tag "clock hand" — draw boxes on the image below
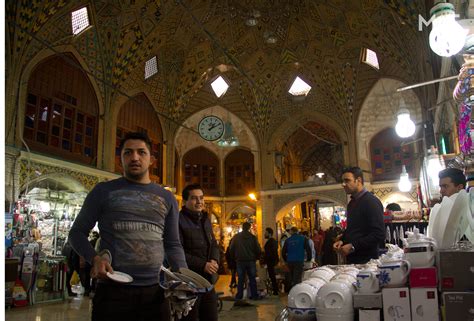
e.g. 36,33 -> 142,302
208,123 -> 219,131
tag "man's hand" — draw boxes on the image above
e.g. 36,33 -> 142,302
333,240 -> 343,251
333,242 -> 354,257
91,255 -> 113,279
204,260 -> 219,274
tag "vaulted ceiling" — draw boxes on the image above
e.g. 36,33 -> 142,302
6,0 -> 438,146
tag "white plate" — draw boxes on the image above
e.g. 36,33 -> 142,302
427,203 -> 441,238
432,196 -> 454,245
179,268 -> 212,288
442,190 -> 470,248
106,271 -> 133,283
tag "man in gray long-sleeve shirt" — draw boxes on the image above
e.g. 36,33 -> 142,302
68,132 -> 187,321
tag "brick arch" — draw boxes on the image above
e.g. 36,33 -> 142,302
357,78 -> 422,175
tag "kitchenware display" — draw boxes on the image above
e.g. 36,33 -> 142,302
356,269 -> 380,293
286,307 -> 316,321
403,227 -> 437,268
287,282 -> 319,309
378,253 -> 411,287
106,271 -> 133,283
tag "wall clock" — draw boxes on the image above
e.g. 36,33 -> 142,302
198,115 -> 224,141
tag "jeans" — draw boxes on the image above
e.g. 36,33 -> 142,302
236,261 -> 258,299
92,283 -> 169,321
181,288 -> 217,321
287,262 -> 304,289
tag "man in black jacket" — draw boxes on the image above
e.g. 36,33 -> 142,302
333,167 -> 385,264
263,227 -> 279,295
179,184 -> 219,321
229,222 -> 262,300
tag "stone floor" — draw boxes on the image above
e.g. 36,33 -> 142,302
5,275 -> 288,321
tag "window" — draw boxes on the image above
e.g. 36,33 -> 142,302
225,149 -> 255,195
145,56 -> 158,79
182,147 -> 219,196
24,93 -> 97,162
71,7 -> 90,35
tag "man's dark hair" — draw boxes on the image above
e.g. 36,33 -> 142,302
342,166 -> 364,184
119,131 -> 153,154
182,184 -> 203,201
301,231 -> 309,237
265,227 -> 273,235
243,222 -> 251,231
386,203 -> 402,212
439,168 -> 466,188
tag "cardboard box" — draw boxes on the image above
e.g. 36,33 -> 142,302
438,249 -> 474,291
382,287 -> 411,321
443,292 -> 474,321
409,267 -> 437,288
354,292 -> 383,308
410,288 -> 439,321
359,309 -> 381,321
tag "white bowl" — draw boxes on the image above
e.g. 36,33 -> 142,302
303,277 -> 327,292
288,283 -> 319,309
310,268 -> 336,283
316,281 -> 354,314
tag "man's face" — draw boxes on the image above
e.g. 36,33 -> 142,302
439,177 -> 464,198
341,172 -> 362,195
264,230 -> 270,239
184,189 -> 205,212
121,139 -> 154,182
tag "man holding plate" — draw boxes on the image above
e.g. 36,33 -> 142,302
69,132 -> 187,321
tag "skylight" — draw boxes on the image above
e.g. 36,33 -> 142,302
288,76 -> 312,96
211,76 -> 229,98
361,48 -> 379,70
145,56 -> 158,79
71,7 -> 90,35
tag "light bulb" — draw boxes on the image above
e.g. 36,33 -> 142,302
395,110 -> 416,138
398,166 -> 412,192
429,3 -> 467,57
427,155 -> 443,186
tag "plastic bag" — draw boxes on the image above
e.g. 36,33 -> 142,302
70,271 -> 80,286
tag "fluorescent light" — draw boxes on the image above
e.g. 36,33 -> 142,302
211,76 -> 229,98
288,76 -> 312,96
71,7 -> 90,35
145,56 -> 158,79
361,48 -> 379,70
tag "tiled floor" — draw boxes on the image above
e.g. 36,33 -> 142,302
5,275 -> 288,321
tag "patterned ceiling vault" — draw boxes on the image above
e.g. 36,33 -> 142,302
6,0 -> 435,145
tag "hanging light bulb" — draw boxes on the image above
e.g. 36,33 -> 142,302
398,165 -> 412,192
429,1 -> 467,57
395,109 -> 416,138
426,146 -> 444,186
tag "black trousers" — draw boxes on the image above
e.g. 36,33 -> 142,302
92,283 -> 170,321
181,288 -> 218,321
267,265 -> 279,294
287,262 -> 304,289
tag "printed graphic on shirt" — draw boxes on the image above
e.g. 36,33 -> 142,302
105,189 -> 169,270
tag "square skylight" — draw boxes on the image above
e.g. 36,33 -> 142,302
288,76 -> 312,96
145,56 -> 158,79
361,48 -> 379,70
211,76 -> 229,98
71,7 -> 90,35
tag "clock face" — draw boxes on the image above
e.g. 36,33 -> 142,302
198,116 -> 224,141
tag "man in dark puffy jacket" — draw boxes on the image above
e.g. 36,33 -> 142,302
179,184 -> 220,321
229,222 -> 262,300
